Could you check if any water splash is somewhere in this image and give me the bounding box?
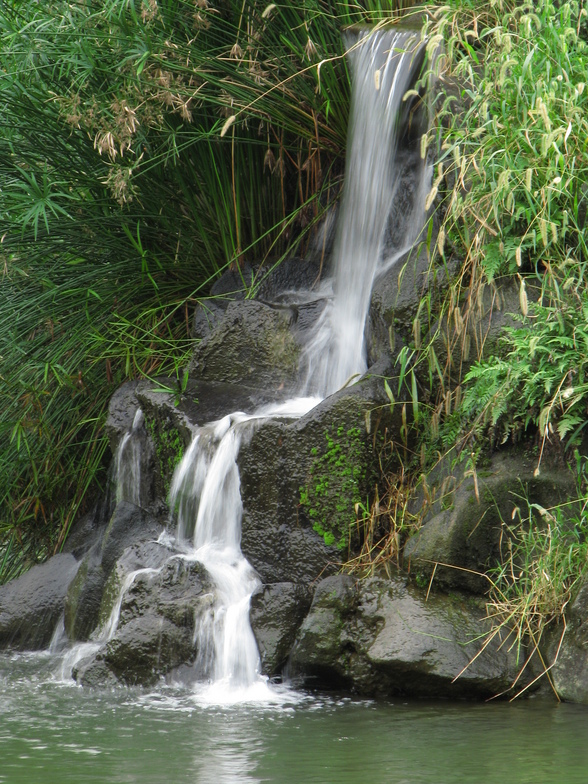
[169,398,318,702]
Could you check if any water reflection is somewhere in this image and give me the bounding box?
[2,655,588,784]
[192,712,263,784]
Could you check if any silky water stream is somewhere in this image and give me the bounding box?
[152,27,430,703]
[4,26,584,784]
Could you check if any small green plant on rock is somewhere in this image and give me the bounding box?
[145,418,184,494]
[300,426,367,551]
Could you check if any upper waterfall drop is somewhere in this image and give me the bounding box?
[301,28,430,398]
[115,407,145,506]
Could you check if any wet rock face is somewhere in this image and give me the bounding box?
[64,502,162,642]
[238,374,398,583]
[404,450,576,593]
[368,245,455,369]
[189,300,301,393]
[249,582,314,676]
[546,582,588,703]
[73,546,214,687]
[0,554,80,650]
[288,574,530,699]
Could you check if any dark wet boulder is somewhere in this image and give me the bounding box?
[189,300,300,393]
[64,502,162,641]
[105,380,142,452]
[250,582,314,676]
[72,655,119,689]
[0,554,80,650]
[100,615,196,687]
[238,373,399,584]
[426,275,541,375]
[74,547,214,687]
[404,449,576,593]
[255,256,324,299]
[191,264,254,340]
[367,236,456,369]
[287,575,363,691]
[191,257,325,343]
[546,581,588,703]
[288,574,530,699]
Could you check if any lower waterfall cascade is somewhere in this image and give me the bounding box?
[48,26,434,702]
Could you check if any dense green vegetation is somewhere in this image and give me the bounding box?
[401,0,588,670]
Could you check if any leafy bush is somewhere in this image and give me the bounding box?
[436,0,588,281]
[456,276,588,454]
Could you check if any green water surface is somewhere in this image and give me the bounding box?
[1,652,586,784]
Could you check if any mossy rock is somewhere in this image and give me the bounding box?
[189,299,300,393]
[404,448,576,593]
[238,373,399,584]
[288,574,534,699]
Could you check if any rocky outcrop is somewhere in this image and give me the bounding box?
[1,248,579,703]
[368,246,453,368]
[64,502,163,641]
[250,582,313,676]
[189,300,301,393]
[545,582,588,704]
[0,554,80,650]
[404,450,575,593]
[74,548,214,687]
[288,574,530,699]
[238,373,398,583]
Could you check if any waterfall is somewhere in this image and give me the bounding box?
[52,27,433,701]
[164,27,432,702]
[169,399,318,700]
[115,408,145,506]
[301,28,429,397]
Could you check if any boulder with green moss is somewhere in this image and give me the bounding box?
[288,573,532,699]
[238,373,399,583]
[404,449,575,593]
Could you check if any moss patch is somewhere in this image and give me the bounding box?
[145,417,184,494]
[300,426,367,551]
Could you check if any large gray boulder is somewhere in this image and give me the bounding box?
[238,373,399,583]
[189,300,301,393]
[426,276,541,376]
[74,545,214,687]
[546,581,588,703]
[0,553,80,650]
[368,243,456,369]
[64,502,162,641]
[288,574,530,699]
[404,449,575,593]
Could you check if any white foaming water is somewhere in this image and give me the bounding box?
[116,408,145,506]
[301,29,427,397]
[169,397,319,704]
